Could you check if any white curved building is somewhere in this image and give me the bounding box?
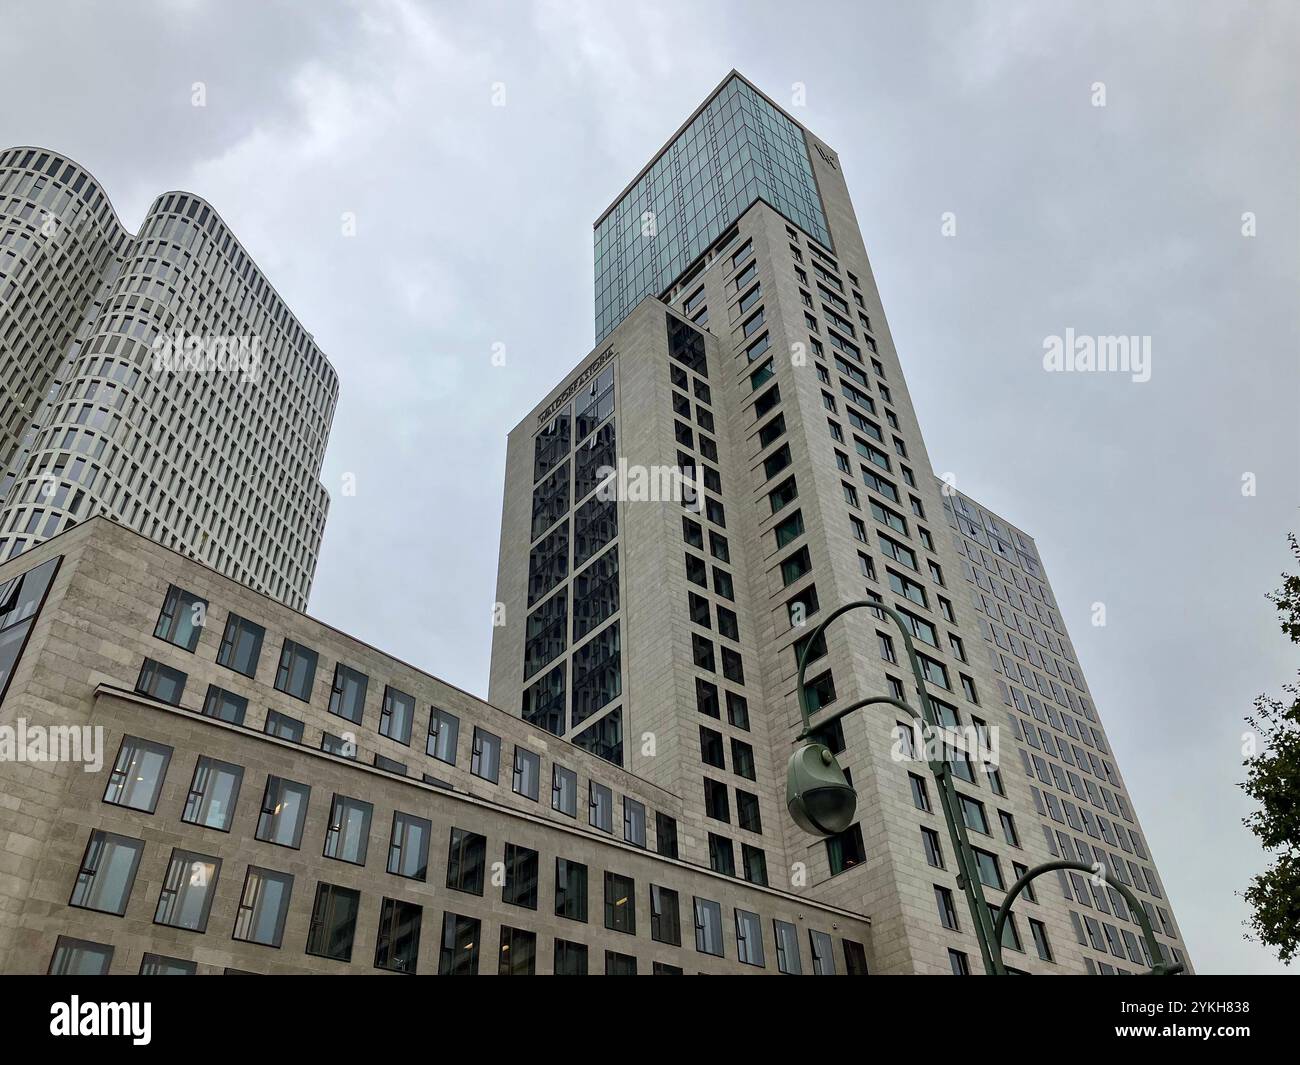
[0,147,337,610]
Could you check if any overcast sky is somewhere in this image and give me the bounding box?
[3,0,1296,974]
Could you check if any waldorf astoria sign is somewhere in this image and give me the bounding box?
[536,344,616,425]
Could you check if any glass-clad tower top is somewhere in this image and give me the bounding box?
[593,73,831,341]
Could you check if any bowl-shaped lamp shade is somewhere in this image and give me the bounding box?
[786,741,857,836]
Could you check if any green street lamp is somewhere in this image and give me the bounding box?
[786,599,1183,976]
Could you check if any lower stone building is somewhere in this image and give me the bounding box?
[0,516,870,974]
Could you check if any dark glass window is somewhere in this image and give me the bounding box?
[736,908,765,967]
[503,843,539,909]
[306,882,360,962]
[650,884,682,945]
[656,812,679,859]
[201,684,247,725]
[604,871,636,934]
[136,657,186,705]
[512,746,540,800]
[552,764,578,816]
[274,640,317,702]
[498,926,537,975]
[522,664,565,736]
[217,613,264,677]
[827,823,866,874]
[709,832,736,876]
[554,939,588,975]
[438,913,481,975]
[446,828,486,895]
[388,811,431,880]
[327,663,369,724]
[48,936,113,975]
[264,710,304,742]
[373,897,422,973]
[555,857,588,922]
[573,706,623,766]
[524,589,567,680]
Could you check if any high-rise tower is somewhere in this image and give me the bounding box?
[489,72,1190,973]
[0,147,337,610]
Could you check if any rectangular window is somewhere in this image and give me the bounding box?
[709,832,736,876]
[438,913,480,975]
[374,897,423,973]
[656,812,679,859]
[589,782,613,832]
[426,707,459,764]
[503,843,539,909]
[182,756,243,831]
[974,847,1005,889]
[379,685,415,744]
[511,746,540,800]
[922,826,945,868]
[826,823,866,875]
[387,811,431,880]
[48,937,113,975]
[328,662,369,724]
[810,930,836,975]
[103,735,171,813]
[256,776,311,848]
[736,908,765,967]
[264,710,304,742]
[650,885,681,945]
[70,830,143,915]
[623,797,647,847]
[233,866,293,947]
[446,828,486,895]
[498,926,537,975]
[551,764,577,816]
[274,640,318,702]
[136,657,186,705]
[323,794,373,865]
[471,727,500,782]
[555,857,588,922]
[694,897,724,956]
[774,920,802,974]
[138,954,194,975]
[306,882,360,962]
[604,871,636,934]
[154,849,220,932]
[1030,917,1053,961]
[605,950,637,975]
[216,612,264,678]
[154,584,206,651]
[935,885,960,930]
[201,684,247,725]
[554,939,588,975]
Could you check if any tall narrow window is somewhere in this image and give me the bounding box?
[379,685,415,744]
[306,882,360,962]
[512,746,540,800]
[502,843,539,909]
[498,926,537,975]
[555,858,588,922]
[323,794,373,865]
[328,663,369,724]
[735,909,765,967]
[374,897,422,973]
[387,811,431,880]
[471,727,500,782]
[552,764,577,816]
[232,866,293,947]
[446,828,486,895]
[604,871,635,934]
[256,776,311,848]
[217,612,264,677]
[274,640,318,701]
[438,913,480,975]
[426,707,459,764]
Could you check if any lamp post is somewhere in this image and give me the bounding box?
[785,599,1182,976]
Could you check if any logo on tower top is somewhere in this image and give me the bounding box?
[815,144,837,169]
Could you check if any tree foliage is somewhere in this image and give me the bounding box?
[1242,534,1300,963]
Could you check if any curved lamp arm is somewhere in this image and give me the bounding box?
[792,597,1007,975]
[992,859,1184,975]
